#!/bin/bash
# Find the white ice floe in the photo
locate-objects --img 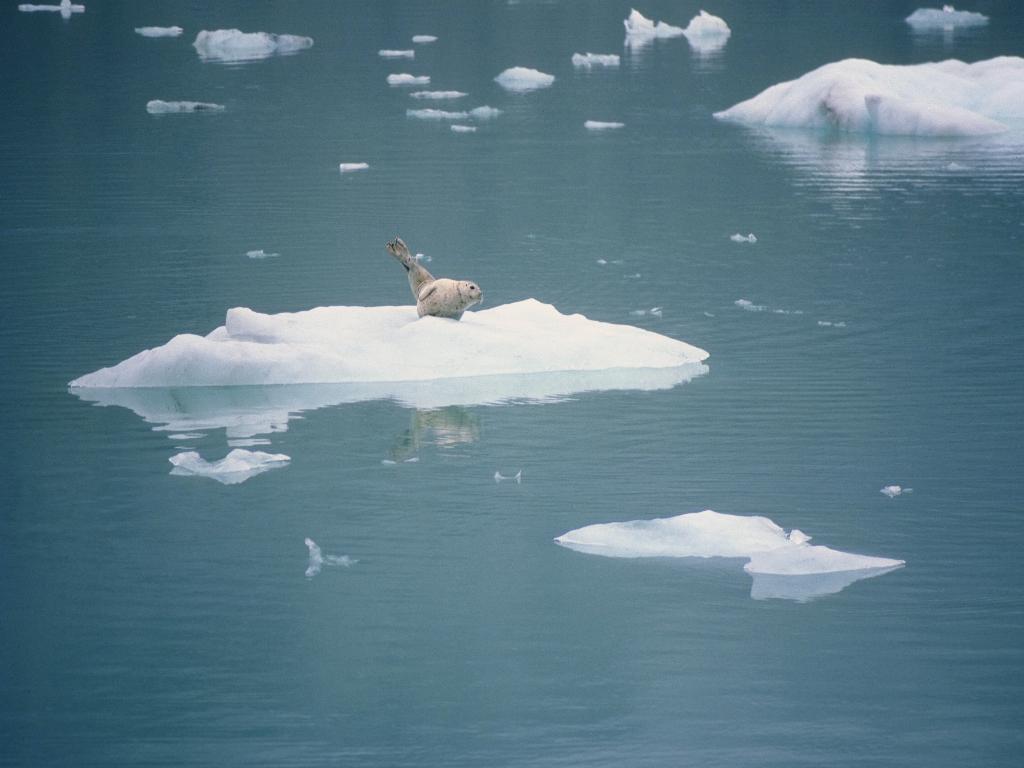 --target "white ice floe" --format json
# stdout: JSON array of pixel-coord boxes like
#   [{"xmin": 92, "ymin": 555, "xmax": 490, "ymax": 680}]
[
  {"xmin": 69, "ymin": 299, "xmax": 708, "ymax": 394},
  {"xmin": 494, "ymin": 67, "xmax": 555, "ymax": 93},
  {"xmin": 168, "ymin": 433, "xmax": 204, "ymax": 441},
  {"xmin": 136, "ymin": 26, "xmax": 183, "ymax": 38},
  {"xmin": 410, "ymin": 91, "xmax": 467, "ymax": 100},
  {"xmin": 906, "ymin": 6, "xmax": 988, "ymax": 30},
  {"xmin": 556, "ymin": 510, "xmax": 904, "ymax": 601},
  {"xmin": 412, "ymin": 35, "xmax": 437, "ymax": 44},
  {"xmin": 19, "ymin": 1, "xmax": 83, "ymax": 17},
  {"xmin": 388, "ymin": 73, "xmax": 430, "ymax": 86},
  {"xmin": 623, "ymin": 8, "xmax": 685, "ymax": 43},
  {"xmin": 193, "ymin": 29, "xmax": 313, "ymax": 63},
  {"xmin": 379, "ymin": 49, "xmax": 415, "ymax": 58},
  {"xmin": 881, "ymin": 485, "xmax": 913, "ymax": 498},
  {"xmin": 572, "ymin": 52, "xmax": 620, "ymax": 69},
  {"xmin": 246, "ymin": 249, "xmax": 279, "ymax": 259},
  {"xmin": 146, "ymin": 100, "xmax": 225, "ymax": 114},
  {"xmin": 730, "ymin": 233, "xmax": 757, "ymax": 243},
  {"xmin": 585, "ymin": 120, "xmax": 625, "ymax": 130},
  {"xmin": 169, "ymin": 448, "xmax": 289, "ymax": 484},
  {"xmin": 338, "ymin": 162, "xmax": 369, "ymax": 173},
  {"xmin": 715, "ymin": 57, "xmax": 1024, "ymax": 137},
  {"xmin": 408, "ymin": 106, "xmax": 500, "ymax": 120},
  {"xmin": 494, "ymin": 470, "xmax": 523, "ymax": 484},
  {"xmin": 451, "ymin": 125, "xmax": 477, "ymax": 133},
  {"xmin": 305, "ymin": 538, "xmax": 356, "ymax": 578}
]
